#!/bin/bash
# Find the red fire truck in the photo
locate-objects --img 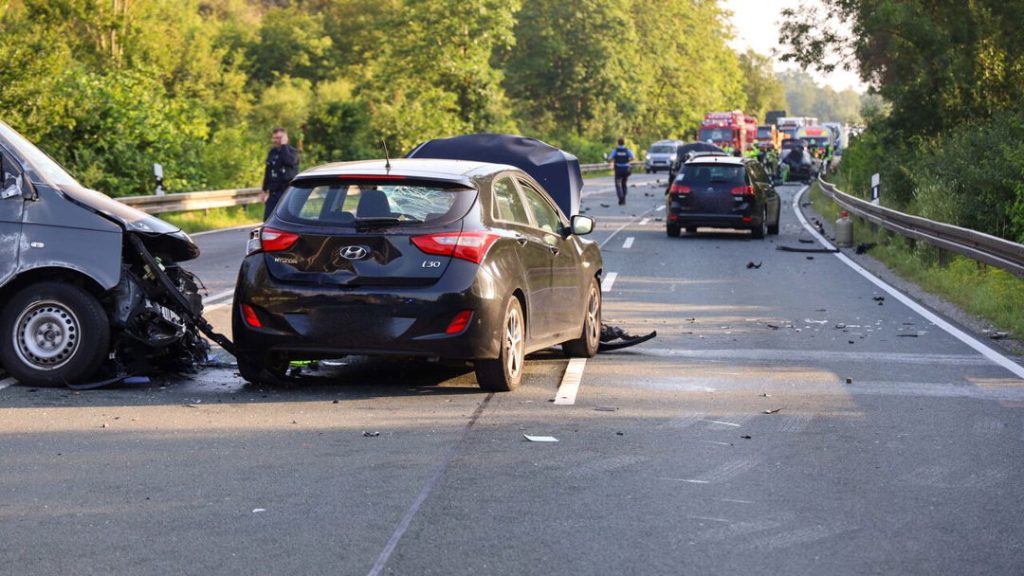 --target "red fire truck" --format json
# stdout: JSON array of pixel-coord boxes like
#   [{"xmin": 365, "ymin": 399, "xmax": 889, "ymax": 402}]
[{"xmin": 699, "ymin": 111, "xmax": 758, "ymax": 152}]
